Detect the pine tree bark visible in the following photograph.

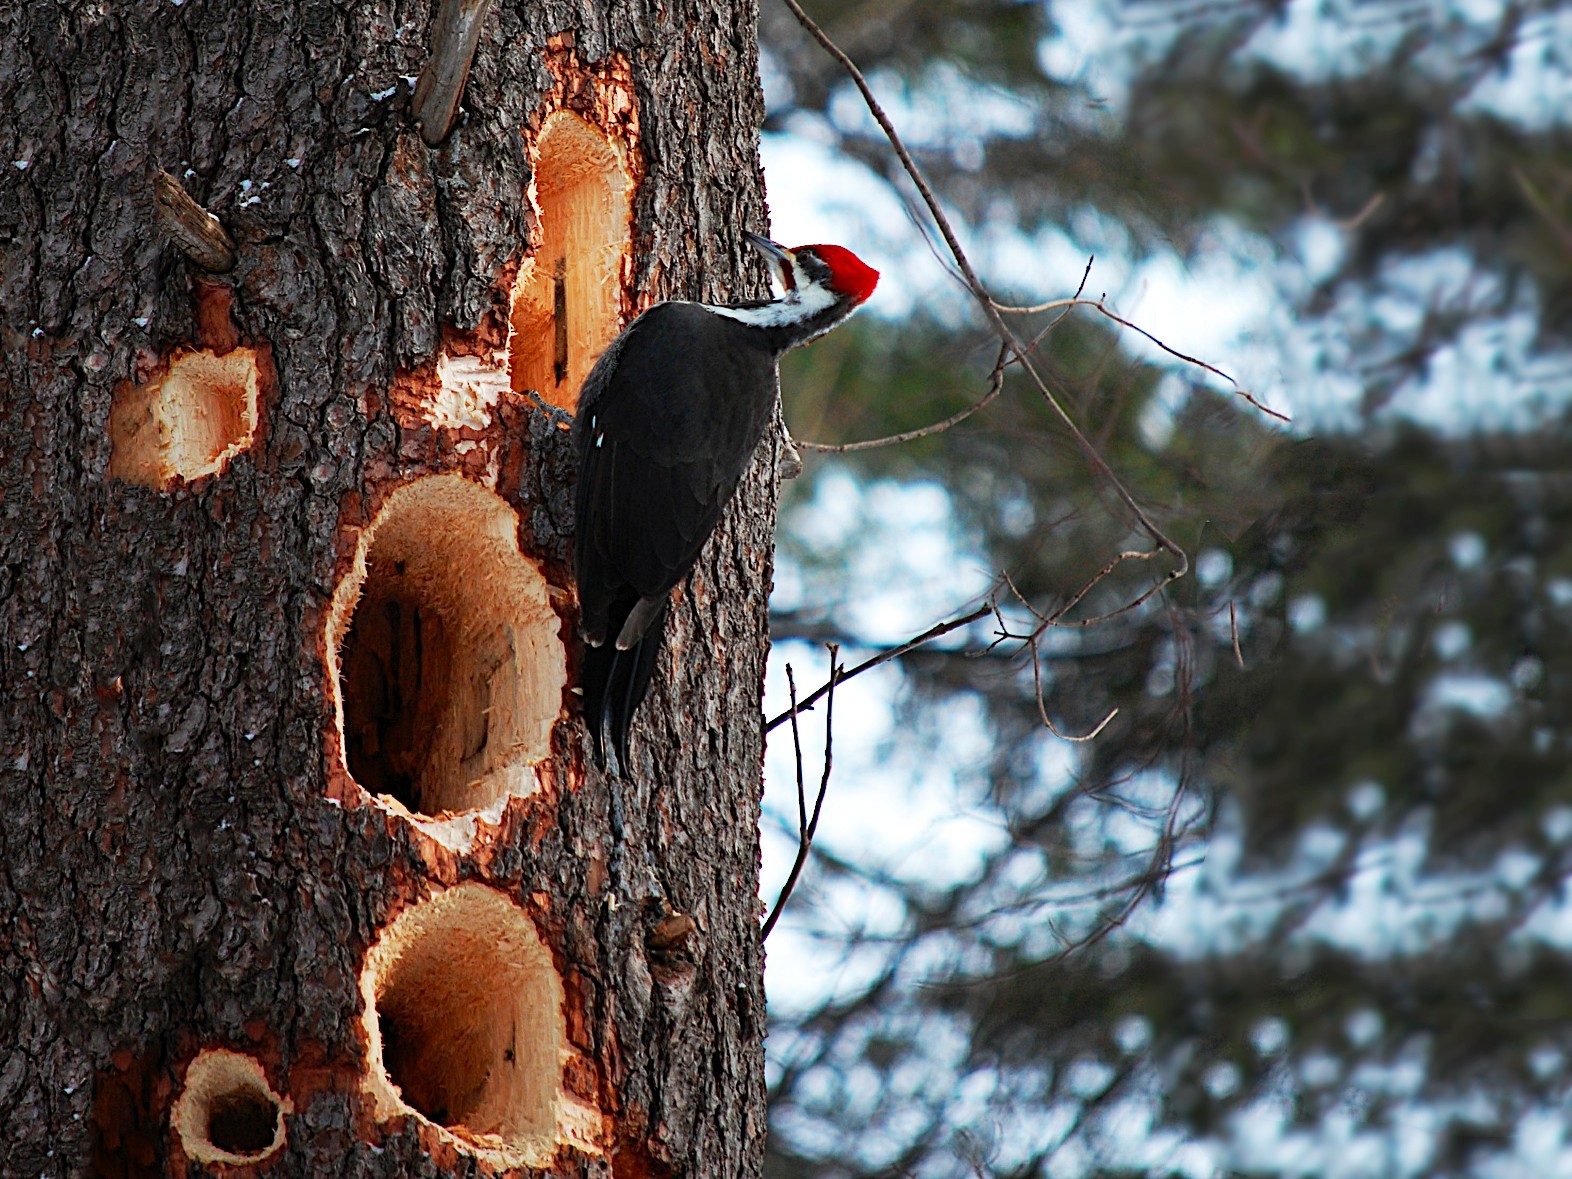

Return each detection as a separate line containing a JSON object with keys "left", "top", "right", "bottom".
{"left": 0, "top": 2, "right": 780, "bottom": 1175}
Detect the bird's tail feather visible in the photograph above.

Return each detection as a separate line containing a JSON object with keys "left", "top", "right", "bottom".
{"left": 582, "top": 598, "right": 670, "bottom": 776}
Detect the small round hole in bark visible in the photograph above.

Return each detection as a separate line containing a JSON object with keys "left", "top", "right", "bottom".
{"left": 171, "top": 1049, "right": 289, "bottom": 1166}
{"left": 509, "top": 111, "right": 633, "bottom": 411}
{"left": 361, "top": 883, "right": 565, "bottom": 1165}
{"left": 328, "top": 475, "right": 565, "bottom": 817}
{"left": 108, "top": 347, "right": 261, "bottom": 487}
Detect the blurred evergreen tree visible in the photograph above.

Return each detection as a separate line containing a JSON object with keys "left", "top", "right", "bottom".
{"left": 758, "top": 2, "right": 1572, "bottom": 1175}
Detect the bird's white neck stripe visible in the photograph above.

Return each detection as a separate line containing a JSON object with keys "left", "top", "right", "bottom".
{"left": 698, "top": 280, "right": 839, "bottom": 328}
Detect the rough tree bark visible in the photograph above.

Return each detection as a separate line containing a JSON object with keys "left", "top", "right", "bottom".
{"left": 0, "top": 2, "right": 782, "bottom": 1175}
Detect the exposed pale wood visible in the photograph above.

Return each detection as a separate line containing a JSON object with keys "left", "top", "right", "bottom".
{"left": 107, "top": 346, "right": 262, "bottom": 487}
{"left": 326, "top": 473, "right": 566, "bottom": 820}
{"left": 170, "top": 1049, "right": 290, "bottom": 1166}
{"left": 509, "top": 108, "right": 636, "bottom": 412}
{"left": 358, "top": 883, "right": 570, "bottom": 1167}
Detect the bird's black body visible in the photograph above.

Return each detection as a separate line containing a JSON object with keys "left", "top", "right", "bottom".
{"left": 573, "top": 304, "right": 782, "bottom": 769}
{"left": 573, "top": 235, "right": 878, "bottom": 774}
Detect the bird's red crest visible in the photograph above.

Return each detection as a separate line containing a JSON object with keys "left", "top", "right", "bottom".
{"left": 800, "top": 244, "right": 880, "bottom": 305}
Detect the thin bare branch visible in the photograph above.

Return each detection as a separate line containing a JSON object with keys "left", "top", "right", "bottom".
{"left": 1009, "top": 256, "right": 1095, "bottom": 367}
{"left": 992, "top": 296, "right": 1085, "bottom": 316}
{"left": 1513, "top": 165, "right": 1572, "bottom": 260}
{"left": 763, "top": 646, "right": 841, "bottom": 940}
{"left": 1035, "top": 547, "right": 1171, "bottom": 630}
{"left": 1028, "top": 636, "right": 1119, "bottom": 742}
{"left": 998, "top": 289, "right": 1290, "bottom": 425}
{"left": 787, "top": 666, "right": 807, "bottom": 831}
{"left": 989, "top": 254, "right": 1096, "bottom": 317}
{"left": 1094, "top": 300, "right": 1290, "bottom": 423}
{"left": 765, "top": 601, "right": 995, "bottom": 732}
{"left": 797, "top": 341, "right": 1011, "bottom": 453}
{"left": 1330, "top": 191, "right": 1387, "bottom": 232}
{"left": 1000, "top": 569, "right": 1051, "bottom": 626}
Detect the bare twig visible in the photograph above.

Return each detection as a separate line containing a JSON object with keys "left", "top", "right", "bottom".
{"left": 1027, "top": 636, "right": 1118, "bottom": 742}
{"left": 765, "top": 601, "right": 994, "bottom": 732}
{"left": 999, "top": 569, "right": 1051, "bottom": 627}
{"left": 797, "top": 342, "right": 1011, "bottom": 453}
{"left": 991, "top": 547, "right": 1171, "bottom": 631}
{"left": 1010, "top": 255, "right": 1096, "bottom": 362}
{"left": 995, "top": 290, "right": 1289, "bottom": 424}
{"left": 785, "top": 665, "right": 806, "bottom": 828}
{"left": 763, "top": 646, "right": 841, "bottom": 940}
{"left": 1329, "top": 191, "right": 1386, "bottom": 232}
{"left": 989, "top": 263, "right": 1096, "bottom": 315}
{"left": 1513, "top": 165, "right": 1572, "bottom": 260}
{"left": 1095, "top": 301, "right": 1288, "bottom": 423}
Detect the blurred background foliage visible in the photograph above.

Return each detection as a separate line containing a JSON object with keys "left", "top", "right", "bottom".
{"left": 753, "top": 1, "right": 1572, "bottom": 1175}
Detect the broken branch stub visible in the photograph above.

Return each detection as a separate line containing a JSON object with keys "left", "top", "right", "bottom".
{"left": 153, "top": 170, "right": 236, "bottom": 274}
{"left": 413, "top": 0, "right": 497, "bottom": 146}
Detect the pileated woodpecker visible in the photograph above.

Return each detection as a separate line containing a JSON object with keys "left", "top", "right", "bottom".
{"left": 574, "top": 232, "right": 879, "bottom": 773}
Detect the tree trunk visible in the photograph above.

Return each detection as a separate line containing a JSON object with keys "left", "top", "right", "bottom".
{"left": 0, "top": 2, "right": 780, "bottom": 1175}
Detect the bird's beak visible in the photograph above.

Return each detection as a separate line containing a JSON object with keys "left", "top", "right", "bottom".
{"left": 745, "top": 231, "right": 797, "bottom": 293}
{"left": 745, "top": 231, "right": 793, "bottom": 264}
